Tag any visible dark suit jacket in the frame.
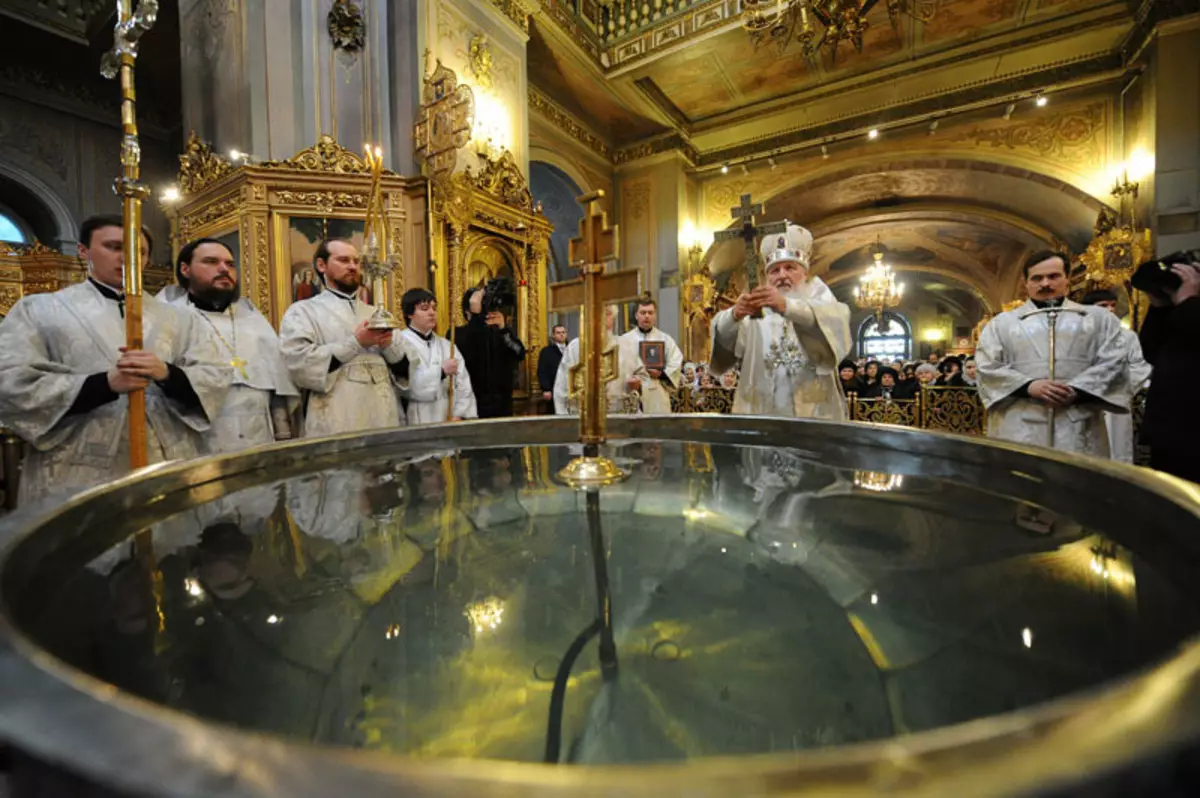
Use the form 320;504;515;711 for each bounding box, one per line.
538;343;564;393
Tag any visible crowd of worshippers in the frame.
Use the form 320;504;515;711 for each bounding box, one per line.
837;353;978;400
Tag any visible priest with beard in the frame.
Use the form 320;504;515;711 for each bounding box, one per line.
165;238;299;451
279;238;409;437
709;223;852;419
0;215;229;505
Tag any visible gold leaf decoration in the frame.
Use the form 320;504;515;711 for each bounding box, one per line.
178;133;234;195
263;135;372;174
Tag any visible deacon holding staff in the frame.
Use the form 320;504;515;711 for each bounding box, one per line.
976;250;1129;456
619;296;684;413
709;223;852;419
396;288;477;424
280;238;409;437
166;237;299;451
0;215;230;504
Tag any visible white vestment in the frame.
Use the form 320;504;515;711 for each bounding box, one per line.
553;331;647;415
166;294;300;452
618;326;684;414
398;328;477;424
709;277;852;419
1105;326;1152;463
279;290;409;437
0;281;231;504
976;299;1130;456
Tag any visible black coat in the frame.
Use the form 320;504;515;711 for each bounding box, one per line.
1139;298;1200;481
455;316;526;418
538;343;564;393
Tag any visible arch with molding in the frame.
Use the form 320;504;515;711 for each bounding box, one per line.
0;161;77;249
528;145;597;198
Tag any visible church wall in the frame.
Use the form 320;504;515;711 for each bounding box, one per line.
1153;15;1200;254
0;92;175;256
427;0;530;177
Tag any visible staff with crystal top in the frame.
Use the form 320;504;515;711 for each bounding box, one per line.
0;216;230;504
709;223;852;418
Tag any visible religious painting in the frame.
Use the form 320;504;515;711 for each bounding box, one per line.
285;217;366;306
639;340;665;371
210;228;240;266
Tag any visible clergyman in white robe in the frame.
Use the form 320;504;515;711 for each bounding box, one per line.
166;293;299;452
1105;325;1152;463
0;280;231;504
709;224;852;420
619;324;683;414
976;299;1129;457
398;327;477;424
554;310;648;416
279;289;409;437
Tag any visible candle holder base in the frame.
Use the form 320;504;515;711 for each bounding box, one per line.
557;455;629;490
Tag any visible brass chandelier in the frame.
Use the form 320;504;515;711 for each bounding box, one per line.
854;240;904;319
742;0;936;63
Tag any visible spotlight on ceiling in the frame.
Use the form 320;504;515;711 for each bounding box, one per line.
1035;94;1048;108
721;163;729;174
868;129;880;140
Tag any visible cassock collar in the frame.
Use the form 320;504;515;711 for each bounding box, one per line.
1031;297;1066;309
637;325;655;337
88;277;126;317
324;286;357;306
409;326;434;342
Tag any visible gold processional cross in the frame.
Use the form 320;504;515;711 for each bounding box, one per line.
548;191;642;488
713;193;788;303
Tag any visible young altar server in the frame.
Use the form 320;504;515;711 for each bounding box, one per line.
279;238;409;437
619;295;684;414
166;237;300;451
1080;288;1152;463
0;215;230;504
554;304;648;415
397;288;477;424
976;251;1129;456
708;223;852;419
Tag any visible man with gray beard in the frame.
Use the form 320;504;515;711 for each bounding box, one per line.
709;223;852;419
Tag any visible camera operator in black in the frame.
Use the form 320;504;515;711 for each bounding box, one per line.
1137;252;1200;483
455;281;526;418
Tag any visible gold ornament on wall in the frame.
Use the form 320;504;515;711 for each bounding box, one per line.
263;134;371;174
468;33;494;90
178;133;234;195
414;60;476;178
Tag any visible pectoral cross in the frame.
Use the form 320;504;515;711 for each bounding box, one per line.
547;191;641;487
229;355;249;380
713;193;788;294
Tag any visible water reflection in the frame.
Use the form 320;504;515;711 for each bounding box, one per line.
33;440;1199;765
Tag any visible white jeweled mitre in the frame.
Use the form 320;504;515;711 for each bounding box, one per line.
760;222;813;271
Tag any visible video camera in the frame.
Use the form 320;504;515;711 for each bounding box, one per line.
1132;250;1200;304
481;276;517;314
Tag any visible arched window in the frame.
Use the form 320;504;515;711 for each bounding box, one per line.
858;312;911;359
0;210;27;244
